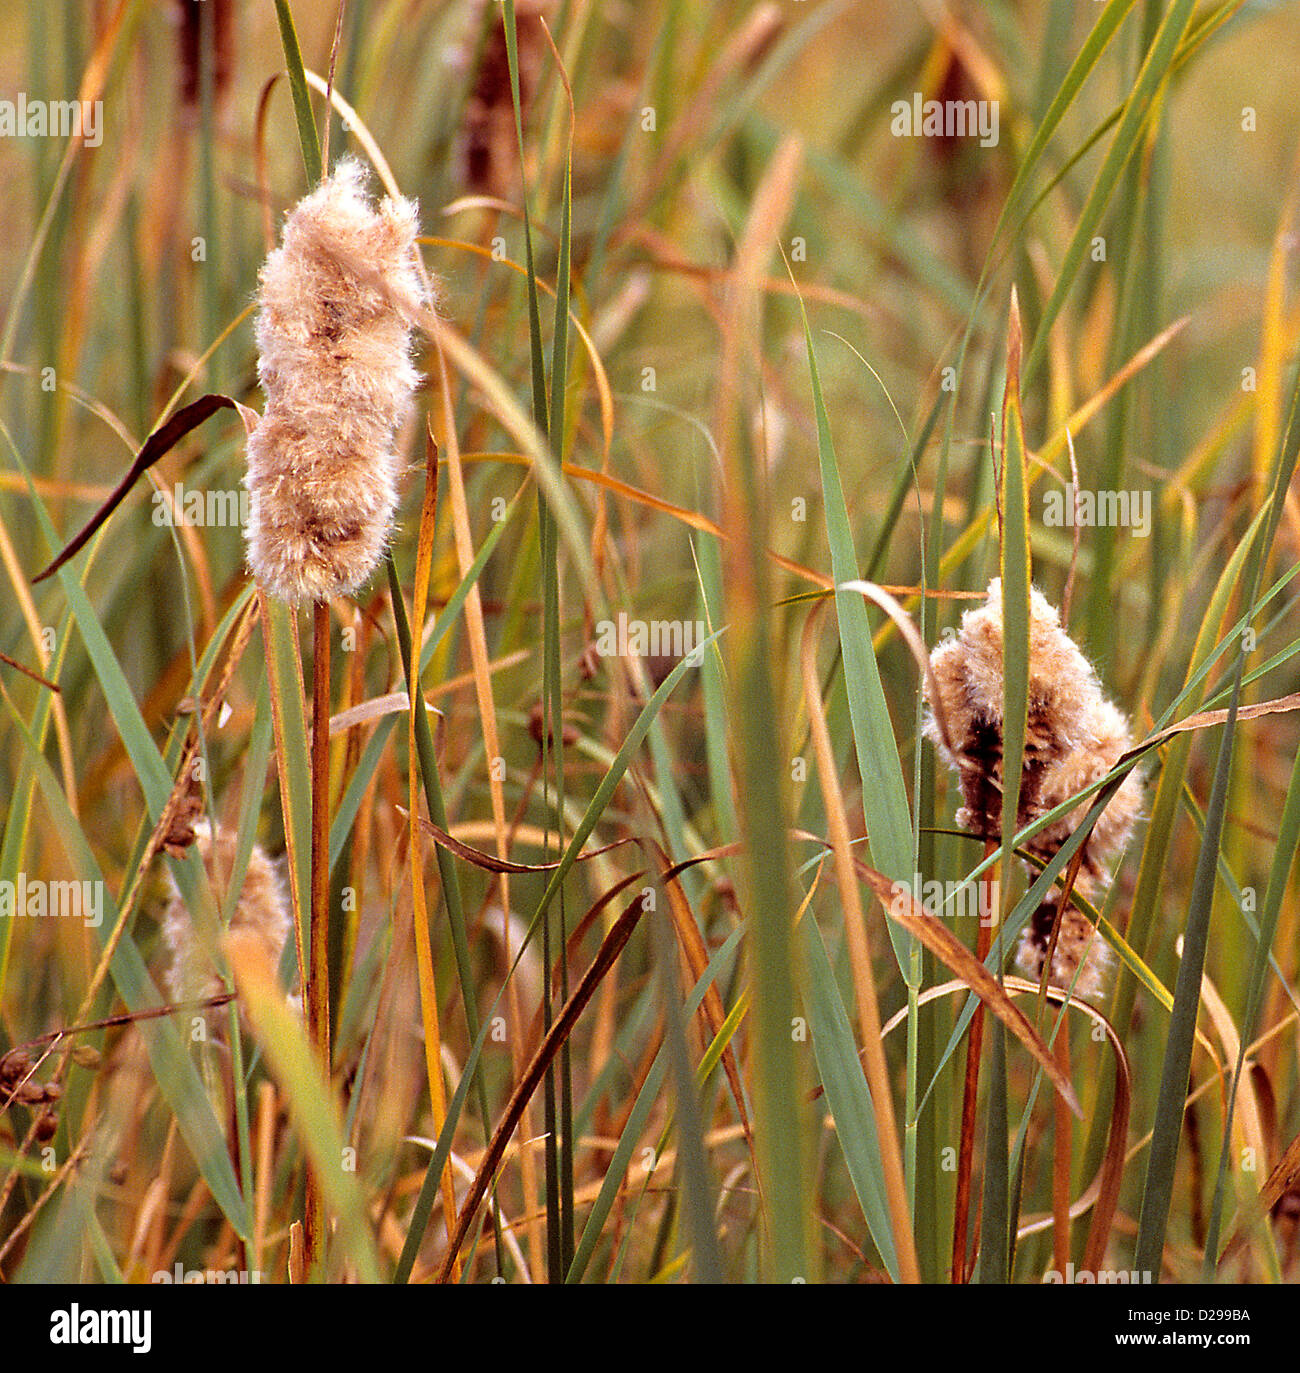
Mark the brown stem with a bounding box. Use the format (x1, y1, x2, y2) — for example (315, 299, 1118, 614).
(304, 598, 332, 1279)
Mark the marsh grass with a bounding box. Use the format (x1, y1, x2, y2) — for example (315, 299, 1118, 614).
(1, 0, 1300, 1286)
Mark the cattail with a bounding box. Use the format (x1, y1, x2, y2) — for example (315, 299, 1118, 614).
(161, 822, 293, 1026)
(924, 579, 1142, 999)
(455, 0, 556, 198)
(926, 578, 1103, 836)
(1017, 893, 1112, 1001)
(1022, 695, 1144, 878)
(176, 0, 234, 117)
(244, 158, 426, 603)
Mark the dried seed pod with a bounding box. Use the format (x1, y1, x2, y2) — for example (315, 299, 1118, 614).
(69, 1044, 102, 1070)
(0, 1049, 33, 1084)
(34, 1111, 59, 1143)
(41, 1082, 63, 1104)
(161, 762, 207, 858)
(244, 158, 427, 603)
(527, 701, 579, 749)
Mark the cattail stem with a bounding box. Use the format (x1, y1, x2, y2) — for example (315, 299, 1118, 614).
(951, 840, 996, 1282)
(1052, 1026, 1073, 1273)
(304, 598, 332, 1278)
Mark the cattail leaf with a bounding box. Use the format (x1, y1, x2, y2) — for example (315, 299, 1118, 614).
(567, 924, 747, 1282)
(859, 858, 1080, 1119)
(998, 289, 1032, 878)
(800, 598, 920, 1280)
(796, 296, 915, 974)
(404, 434, 461, 1259)
(978, 1019, 1010, 1283)
(272, 0, 322, 186)
(30, 394, 257, 586)
(1022, 0, 1196, 384)
(395, 882, 653, 1285)
(388, 550, 496, 1245)
(500, 0, 569, 1273)
(225, 930, 380, 1281)
(328, 489, 522, 872)
(1204, 692, 1300, 1267)
(1135, 654, 1244, 1275)
(521, 629, 724, 982)
(1194, 958, 1271, 1236)
(987, 292, 1031, 1277)
(0, 603, 71, 998)
(1155, 284, 1300, 1276)
(13, 1124, 112, 1282)
(659, 853, 752, 1147)
(696, 529, 738, 841)
(435, 881, 650, 1282)
(802, 914, 901, 1281)
(1013, 11, 1238, 250)
(657, 849, 749, 1282)
(928, 314, 1186, 610)
(1075, 503, 1276, 1196)
(260, 592, 312, 987)
(652, 890, 724, 1283)
(11, 425, 227, 944)
(548, 100, 579, 1280)
(13, 430, 201, 818)
(1136, 291, 1300, 1273)
(1062, 990, 1132, 1276)
(986, 0, 1138, 272)
(392, 1007, 495, 1284)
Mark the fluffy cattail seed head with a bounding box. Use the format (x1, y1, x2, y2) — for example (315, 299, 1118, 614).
(925, 579, 1103, 829)
(1016, 895, 1114, 1002)
(924, 579, 1138, 840)
(161, 822, 292, 1027)
(1022, 696, 1144, 878)
(924, 579, 1143, 1001)
(244, 158, 426, 603)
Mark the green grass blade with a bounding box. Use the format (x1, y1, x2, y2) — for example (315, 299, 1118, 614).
(796, 296, 914, 974)
(273, 0, 323, 186)
(1134, 657, 1244, 1274)
(1022, 0, 1196, 383)
(983, 301, 1031, 1285)
(229, 938, 381, 1281)
(1203, 726, 1300, 1270)
(567, 924, 746, 1283)
(386, 555, 493, 1136)
(802, 915, 899, 1280)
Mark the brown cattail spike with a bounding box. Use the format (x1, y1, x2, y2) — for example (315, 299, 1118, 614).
(245, 159, 426, 604)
